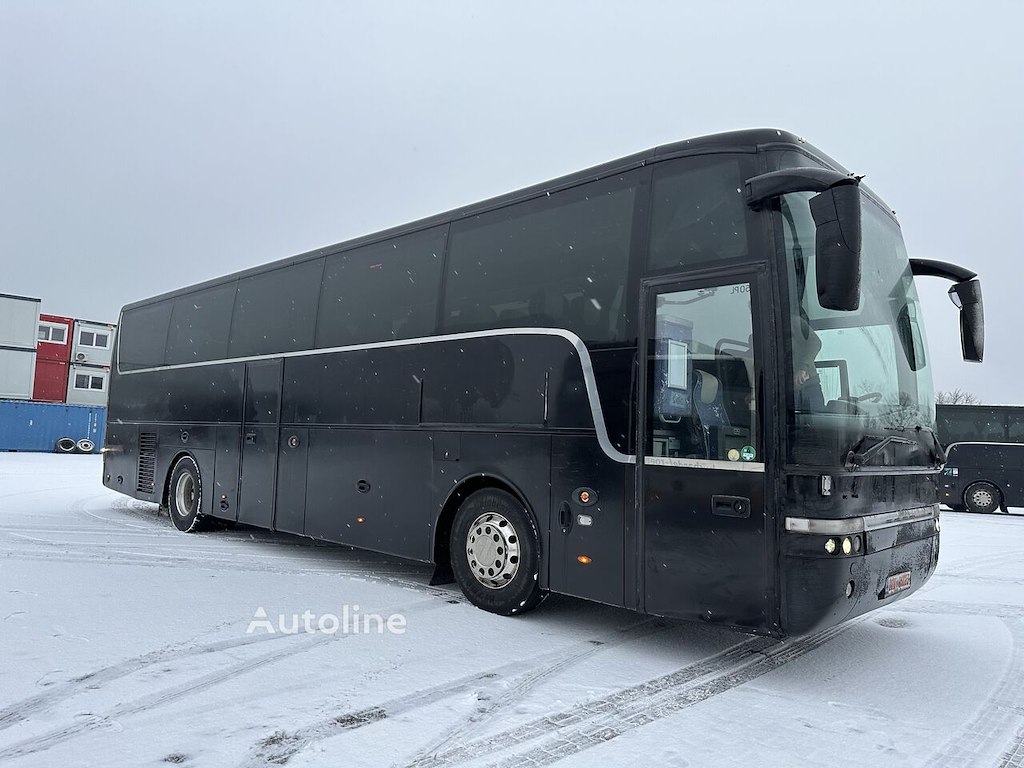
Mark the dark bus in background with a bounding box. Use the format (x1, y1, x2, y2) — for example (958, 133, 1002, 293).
(941, 443, 1024, 513)
(936, 404, 1024, 445)
(935, 405, 1022, 513)
(102, 129, 986, 637)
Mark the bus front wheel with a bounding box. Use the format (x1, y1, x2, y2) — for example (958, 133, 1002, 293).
(450, 488, 545, 616)
(167, 457, 207, 532)
(964, 481, 1001, 514)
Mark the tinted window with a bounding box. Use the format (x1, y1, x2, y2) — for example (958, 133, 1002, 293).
(949, 444, 1024, 468)
(1009, 418, 1024, 443)
(230, 258, 324, 357)
(648, 156, 752, 271)
(165, 283, 237, 365)
(118, 301, 173, 371)
(442, 175, 636, 344)
(316, 227, 445, 348)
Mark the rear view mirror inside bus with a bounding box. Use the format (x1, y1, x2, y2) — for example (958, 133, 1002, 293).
(811, 183, 862, 312)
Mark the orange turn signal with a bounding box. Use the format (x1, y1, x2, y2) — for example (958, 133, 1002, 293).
(577, 555, 592, 565)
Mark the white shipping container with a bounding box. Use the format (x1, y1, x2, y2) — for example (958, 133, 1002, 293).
(66, 363, 110, 406)
(0, 348, 37, 399)
(0, 294, 41, 349)
(70, 320, 116, 367)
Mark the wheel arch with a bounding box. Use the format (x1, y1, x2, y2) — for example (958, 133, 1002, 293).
(431, 473, 542, 582)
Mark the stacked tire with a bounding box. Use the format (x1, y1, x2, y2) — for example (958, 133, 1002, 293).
(54, 437, 97, 454)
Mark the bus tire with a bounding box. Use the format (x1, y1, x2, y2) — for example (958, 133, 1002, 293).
(450, 488, 545, 616)
(964, 481, 1001, 514)
(55, 437, 77, 454)
(168, 456, 207, 533)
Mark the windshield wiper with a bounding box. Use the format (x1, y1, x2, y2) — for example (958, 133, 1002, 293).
(914, 425, 948, 469)
(844, 435, 916, 471)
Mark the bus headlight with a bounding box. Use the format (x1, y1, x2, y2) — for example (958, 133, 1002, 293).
(824, 538, 837, 554)
(842, 537, 853, 555)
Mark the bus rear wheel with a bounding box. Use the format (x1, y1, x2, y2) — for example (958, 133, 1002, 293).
(964, 481, 1001, 514)
(450, 489, 545, 616)
(168, 457, 207, 532)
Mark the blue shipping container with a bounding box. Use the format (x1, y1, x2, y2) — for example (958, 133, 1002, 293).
(0, 399, 106, 453)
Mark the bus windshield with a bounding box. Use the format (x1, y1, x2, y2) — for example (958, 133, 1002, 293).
(780, 191, 938, 469)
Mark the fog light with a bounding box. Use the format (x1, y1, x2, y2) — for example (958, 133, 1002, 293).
(846, 580, 855, 598)
(825, 538, 837, 554)
(842, 537, 853, 555)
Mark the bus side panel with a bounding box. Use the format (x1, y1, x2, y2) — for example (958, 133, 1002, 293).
(549, 436, 627, 607)
(102, 422, 139, 498)
(303, 427, 432, 561)
(107, 366, 245, 424)
(159, 424, 217, 517)
(275, 426, 307, 534)
(432, 433, 552, 590)
(214, 424, 241, 522)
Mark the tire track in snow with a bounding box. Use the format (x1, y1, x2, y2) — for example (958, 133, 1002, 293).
(0, 596, 455, 761)
(0, 547, 463, 602)
(935, 549, 1024, 579)
(411, 619, 863, 768)
(1001, 724, 1024, 768)
(406, 618, 668, 766)
(0, 633, 333, 761)
(0, 628, 299, 732)
(921, 618, 1024, 768)
(238, 619, 671, 767)
(893, 599, 1024, 621)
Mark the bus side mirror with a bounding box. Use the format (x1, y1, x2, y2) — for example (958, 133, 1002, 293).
(949, 279, 984, 362)
(811, 183, 862, 311)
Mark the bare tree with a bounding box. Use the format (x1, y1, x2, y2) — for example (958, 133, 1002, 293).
(935, 388, 982, 405)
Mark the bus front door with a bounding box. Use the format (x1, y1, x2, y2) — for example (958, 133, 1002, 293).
(238, 359, 282, 530)
(639, 274, 772, 632)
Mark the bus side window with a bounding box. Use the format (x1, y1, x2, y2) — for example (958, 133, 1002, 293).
(442, 175, 637, 344)
(316, 227, 445, 349)
(648, 156, 752, 272)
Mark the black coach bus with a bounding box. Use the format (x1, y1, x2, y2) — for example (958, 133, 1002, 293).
(940, 442, 1024, 513)
(103, 129, 986, 636)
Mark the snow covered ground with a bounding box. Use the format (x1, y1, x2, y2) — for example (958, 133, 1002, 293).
(1, 453, 1022, 768)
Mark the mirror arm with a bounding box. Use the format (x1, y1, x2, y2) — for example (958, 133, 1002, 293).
(909, 259, 985, 363)
(744, 168, 861, 210)
(909, 258, 977, 282)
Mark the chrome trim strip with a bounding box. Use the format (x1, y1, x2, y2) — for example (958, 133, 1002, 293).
(785, 505, 939, 536)
(644, 457, 765, 473)
(117, 327, 638, 465)
(947, 441, 1024, 448)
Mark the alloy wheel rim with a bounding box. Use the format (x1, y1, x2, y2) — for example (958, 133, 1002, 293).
(971, 488, 993, 509)
(466, 511, 521, 589)
(175, 472, 196, 516)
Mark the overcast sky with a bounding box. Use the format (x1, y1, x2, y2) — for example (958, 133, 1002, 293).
(2, 1, 1021, 403)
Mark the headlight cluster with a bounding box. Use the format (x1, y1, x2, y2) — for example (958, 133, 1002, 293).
(824, 535, 862, 556)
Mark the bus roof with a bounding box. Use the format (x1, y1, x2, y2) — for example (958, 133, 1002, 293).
(123, 128, 845, 313)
